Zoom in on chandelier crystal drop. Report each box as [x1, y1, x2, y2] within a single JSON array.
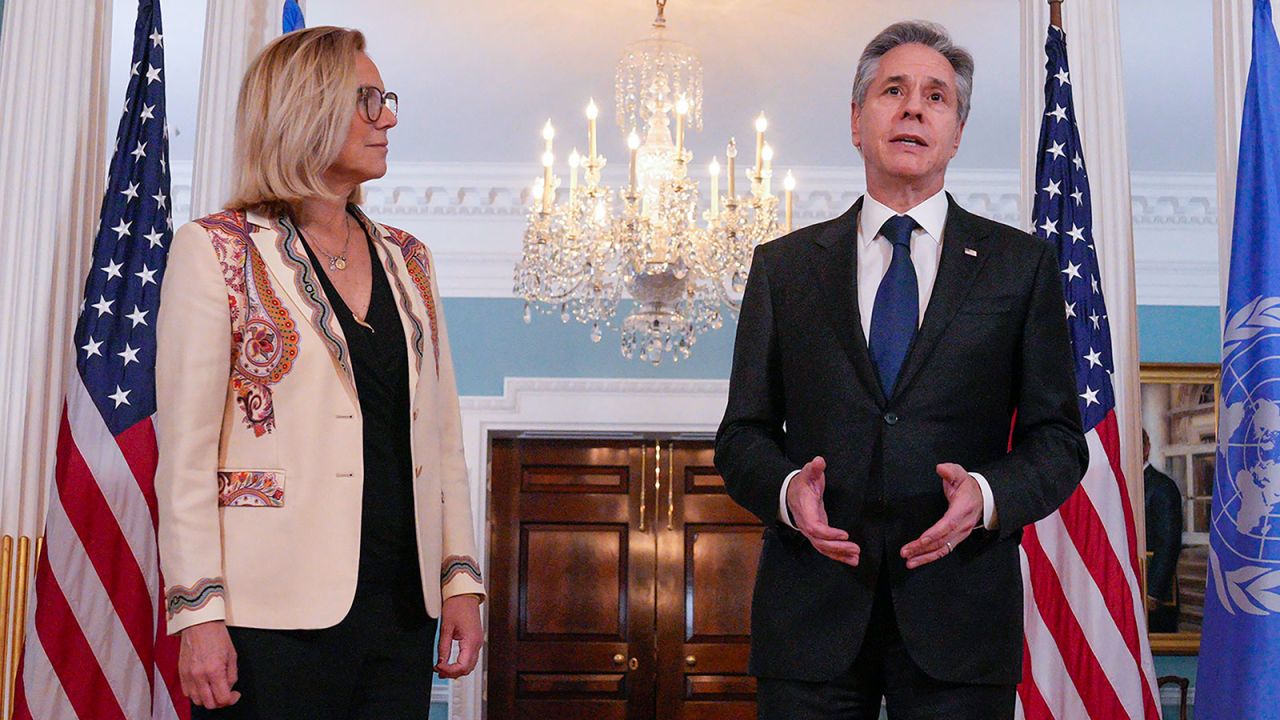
[[513, 0, 796, 365]]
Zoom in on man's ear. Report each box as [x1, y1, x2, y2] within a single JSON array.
[[850, 102, 862, 150]]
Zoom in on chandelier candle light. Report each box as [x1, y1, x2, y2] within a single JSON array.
[[513, 0, 794, 365]]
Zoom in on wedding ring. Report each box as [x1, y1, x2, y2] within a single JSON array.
[[944, 540, 953, 553]]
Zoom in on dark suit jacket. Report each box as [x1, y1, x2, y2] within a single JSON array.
[[1144, 464, 1183, 604], [715, 195, 1088, 685]]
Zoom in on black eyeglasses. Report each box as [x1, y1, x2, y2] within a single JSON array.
[[357, 86, 398, 123]]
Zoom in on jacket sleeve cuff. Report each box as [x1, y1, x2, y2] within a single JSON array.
[[164, 577, 227, 635], [970, 472, 998, 530], [442, 555, 486, 603]]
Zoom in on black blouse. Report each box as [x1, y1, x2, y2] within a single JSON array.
[[299, 215, 426, 625]]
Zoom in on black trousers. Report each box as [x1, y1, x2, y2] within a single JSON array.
[[757, 576, 1015, 720], [192, 591, 439, 720]]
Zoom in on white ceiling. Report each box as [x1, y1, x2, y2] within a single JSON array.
[[113, 0, 1217, 175]]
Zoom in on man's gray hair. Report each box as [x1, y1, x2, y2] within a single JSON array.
[[851, 21, 975, 124]]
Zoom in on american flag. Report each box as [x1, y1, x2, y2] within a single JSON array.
[[14, 1, 187, 718], [1014, 24, 1160, 720]]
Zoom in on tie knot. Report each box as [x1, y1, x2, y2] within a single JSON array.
[[878, 214, 918, 249]]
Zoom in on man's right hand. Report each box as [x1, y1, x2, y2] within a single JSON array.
[[178, 620, 240, 709], [786, 456, 861, 566]]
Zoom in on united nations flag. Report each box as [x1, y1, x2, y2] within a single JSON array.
[[1196, 2, 1280, 717]]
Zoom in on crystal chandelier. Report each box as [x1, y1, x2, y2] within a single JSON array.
[[513, 0, 797, 365]]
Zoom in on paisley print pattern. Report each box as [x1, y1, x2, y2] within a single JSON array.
[[217, 470, 285, 507], [197, 211, 299, 436]]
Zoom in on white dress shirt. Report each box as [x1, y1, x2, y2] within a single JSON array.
[[778, 190, 998, 531]]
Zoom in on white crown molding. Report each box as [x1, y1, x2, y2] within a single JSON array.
[[1133, 260, 1221, 307], [168, 161, 1216, 228], [446, 377, 730, 719], [166, 161, 1219, 305]]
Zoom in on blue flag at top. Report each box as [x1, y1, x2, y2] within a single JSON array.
[[1197, 1, 1280, 718], [283, 0, 305, 33]]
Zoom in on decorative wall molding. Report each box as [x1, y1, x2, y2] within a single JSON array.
[[169, 161, 1217, 229], [449, 377, 729, 719], [167, 161, 1220, 306]]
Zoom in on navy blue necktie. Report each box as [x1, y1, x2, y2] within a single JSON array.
[[868, 214, 920, 395]]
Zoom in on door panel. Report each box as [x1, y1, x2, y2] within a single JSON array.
[[489, 439, 656, 720], [657, 442, 761, 720], [520, 524, 625, 638], [686, 526, 762, 641]]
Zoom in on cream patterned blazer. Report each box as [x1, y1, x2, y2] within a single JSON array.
[[155, 206, 484, 634]]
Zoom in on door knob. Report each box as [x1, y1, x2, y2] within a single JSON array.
[[685, 655, 697, 667], [612, 653, 625, 666]]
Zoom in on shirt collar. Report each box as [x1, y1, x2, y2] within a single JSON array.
[[858, 189, 948, 247]]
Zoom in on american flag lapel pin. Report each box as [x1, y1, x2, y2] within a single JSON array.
[[964, 248, 978, 257]]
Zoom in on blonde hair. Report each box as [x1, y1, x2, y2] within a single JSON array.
[[226, 26, 367, 220]]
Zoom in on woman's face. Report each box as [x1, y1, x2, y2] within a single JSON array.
[[326, 51, 397, 190]]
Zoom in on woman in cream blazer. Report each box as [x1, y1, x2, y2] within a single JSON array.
[[155, 27, 483, 718]]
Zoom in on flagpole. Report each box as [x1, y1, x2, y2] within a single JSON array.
[[1049, 0, 1063, 29]]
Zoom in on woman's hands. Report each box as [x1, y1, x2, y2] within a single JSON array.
[[435, 594, 483, 679], [179, 621, 240, 709]]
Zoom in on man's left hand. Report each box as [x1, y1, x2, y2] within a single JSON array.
[[900, 463, 984, 569], [436, 594, 483, 679]]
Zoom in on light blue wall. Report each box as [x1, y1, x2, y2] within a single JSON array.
[[444, 299, 735, 396], [444, 299, 1222, 396], [1136, 305, 1221, 364]]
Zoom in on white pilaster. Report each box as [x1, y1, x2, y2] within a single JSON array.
[[189, 0, 280, 218], [0, 0, 114, 539], [1020, 0, 1143, 512], [1213, 0, 1252, 320]]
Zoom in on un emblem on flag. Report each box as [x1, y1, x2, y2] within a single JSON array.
[[1211, 296, 1280, 615]]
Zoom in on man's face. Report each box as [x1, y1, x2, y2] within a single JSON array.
[[851, 43, 965, 190]]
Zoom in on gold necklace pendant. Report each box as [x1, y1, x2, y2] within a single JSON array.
[[331, 255, 348, 271]]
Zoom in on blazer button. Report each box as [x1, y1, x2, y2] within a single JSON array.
[[883, 412, 900, 425]]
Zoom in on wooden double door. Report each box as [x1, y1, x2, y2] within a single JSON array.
[[488, 438, 763, 720]]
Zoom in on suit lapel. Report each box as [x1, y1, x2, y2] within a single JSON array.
[[246, 210, 359, 405], [814, 198, 888, 408], [350, 207, 427, 402], [890, 194, 993, 399]]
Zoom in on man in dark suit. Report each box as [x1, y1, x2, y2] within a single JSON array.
[[1143, 429, 1183, 633], [715, 20, 1088, 719]]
